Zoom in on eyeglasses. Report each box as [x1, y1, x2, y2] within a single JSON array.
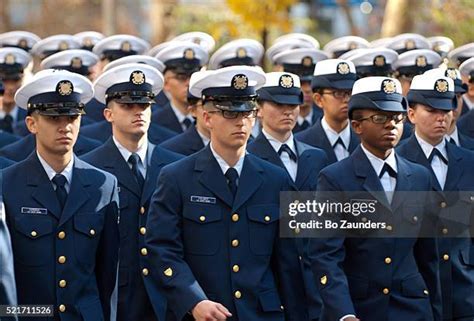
[[207, 109, 258, 119], [357, 113, 406, 124], [321, 90, 352, 100]]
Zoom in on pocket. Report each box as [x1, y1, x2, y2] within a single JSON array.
[[73, 212, 105, 268], [460, 245, 474, 267], [401, 274, 429, 298], [182, 204, 222, 255], [258, 289, 283, 313], [247, 205, 279, 256], [13, 215, 54, 266], [347, 275, 369, 299]]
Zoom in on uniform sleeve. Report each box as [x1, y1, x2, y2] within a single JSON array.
[[95, 177, 120, 321], [308, 171, 356, 320], [145, 168, 207, 320]]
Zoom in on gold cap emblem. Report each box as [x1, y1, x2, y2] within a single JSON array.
[[164, 267, 173, 277], [56, 80, 74, 96], [232, 74, 248, 90], [58, 41, 69, 51], [302, 56, 313, 67], [405, 39, 416, 50], [374, 55, 386, 67], [445, 68, 457, 80], [4, 53, 16, 65], [184, 48, 195, 60], [130, 70, 146, 85], [435, 79, 448, 93], [121, 41, 132, 52], [71, 57, 82, 69], [382, 79, 397, 94], [280, 75, 294, 88], [416, 55, 427, 67], [18, 38, 28, 49], [236, 48, 247, 58], [337, 62, 350, 75], [320, 275, 328, 285]]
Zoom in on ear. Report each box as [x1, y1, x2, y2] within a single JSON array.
[[407, 106, 416, 124], [25, 115, 38, 135], [351, 119, 363, 135], [103, 106, 113, 123], [203, 110, 213, 130], [313, 92, 323, 109]]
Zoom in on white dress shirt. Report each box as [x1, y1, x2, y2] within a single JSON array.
[[262, 129, 298, 182], [210, 143, 245, 177], [196, 128, 210, 146], [37, 151, 74, 193], [415, 133, 448, 189], [321, 117, 351, 161], [297, 107, 314, 126], [445, 127, 460, 146], [462, 94, 474, 110]]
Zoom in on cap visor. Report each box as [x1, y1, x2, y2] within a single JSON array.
[[266, 94, 303, 105], [114, 96, 155, 104], [331, 79, 356, 90], [424, 97, 456, 110], [37, 108, 85, 116], [375, 100, 407, 113], [214, 100, 257, 112]]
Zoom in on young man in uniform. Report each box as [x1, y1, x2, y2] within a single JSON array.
[[83, 63, 182, 321], [146, 66, 306, 321], [3, 69, 120, 321]]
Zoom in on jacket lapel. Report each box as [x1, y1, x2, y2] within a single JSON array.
[[187, 125, 205, 153], [141, 144, 164, 204], [27, 153, 62, 220], [390, 154, 413, 212], [59, 157, 91, 226], [315, 120, 338, 163], [294, 140, 313, 189], [232, 155, 264, 211], [443, 143, 463, 191], [250, 133, 286, 168], [196, 147, 234, 208]]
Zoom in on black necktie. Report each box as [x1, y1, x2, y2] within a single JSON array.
[[278, 144, 298, 162], [428, 148, 448, 165], [379, 163, 397, 179], [448, 137, 457, 146], [299, 120, 310, 131], [183, 118, 192, 129], [128, 153, 145, 191], [225, 168, 239, 199], [333, 137, 346, 149], [52, 174, 68, 211], [0, 114, 13, 133]]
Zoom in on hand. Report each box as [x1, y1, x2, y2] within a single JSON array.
[[192, 300, 232, 321]]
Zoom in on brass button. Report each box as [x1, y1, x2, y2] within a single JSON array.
[[142, 268, 149, 276], [361, 217, 368, 223], [264, 215, 271, 222], [58, 231, 66, 239], [470, 196, 474, 202], [384, 257, 392, 264], [89, 229, 96, 236], [298, 256, 302, 261], [440, 201, 447, 208], [386, 225, 393, 231], [59, 304, 66, 313], [234, 290, 242, 299], [423, 289, 429, 295], [140, 227, 146, 235], [231, 239, 239, 247], [59, 280, 67, 288], [232, 213, 239, 222], [443, 254, 449, 261], [232, 265, 240, 273], [295, 227, 301, 234], [412, 216, 418, 223], [164, 267, 173, 277], [442, 228, 448, 235], [140, 207, 146, 215], [382, 288, 390, 295], [320, 275, 328, 285], [199, 215, 206, 222], [58, 256, 66, 264], [141, 248, 148, 256], [30, 230, 37, 237], [280, 305, 284, 310]]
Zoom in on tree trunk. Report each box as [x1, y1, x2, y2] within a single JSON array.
[[336, 0, 358, 35]]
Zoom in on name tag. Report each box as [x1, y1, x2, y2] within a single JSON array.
[[21, 207, 48, 215], [190, 196, 216, 204]]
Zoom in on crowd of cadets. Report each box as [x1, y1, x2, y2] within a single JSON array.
[[0, 30, 473, 321]]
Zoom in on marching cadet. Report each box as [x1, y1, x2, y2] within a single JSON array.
[[0, 79, 20, 151], [296, 59, 359, 164], [322, 36, 369, 58], [3, 69, 120, 320], [31, 35, 81, 60], [340, 48, 398, 78], [457, 57, 474, 134], [427, 36, 454, 58], [247, 72, 328, 321], [0, 31, 40, 53], [159, 92, 211, 156], [171, 31, 216, 54], [145, 66, 306, 321], [82, 63, 182, 321], [266, 34, 319, 71], [393, 49, 442, 96], [422, 68, 474, 150], [397, 73, 474, 321], [208, 38, 264, 70], [447, 42, 474, 67], [152, 41, 209, 132], [271, 47, 329, 131], [386, 33, 431, 54], [310, 76, 442, 321], [0, 172, 17, 316], [0, 47, 31, 134], [73, 31, 105, 51]]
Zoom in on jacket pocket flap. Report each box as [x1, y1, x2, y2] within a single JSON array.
[[258, 289, 282, 312], [183, 205, 222, 223], [247, 205, 279, 224], [14, 215, 53, 238], [401, 275, 429, 298], [74, 213, 104, 236]]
